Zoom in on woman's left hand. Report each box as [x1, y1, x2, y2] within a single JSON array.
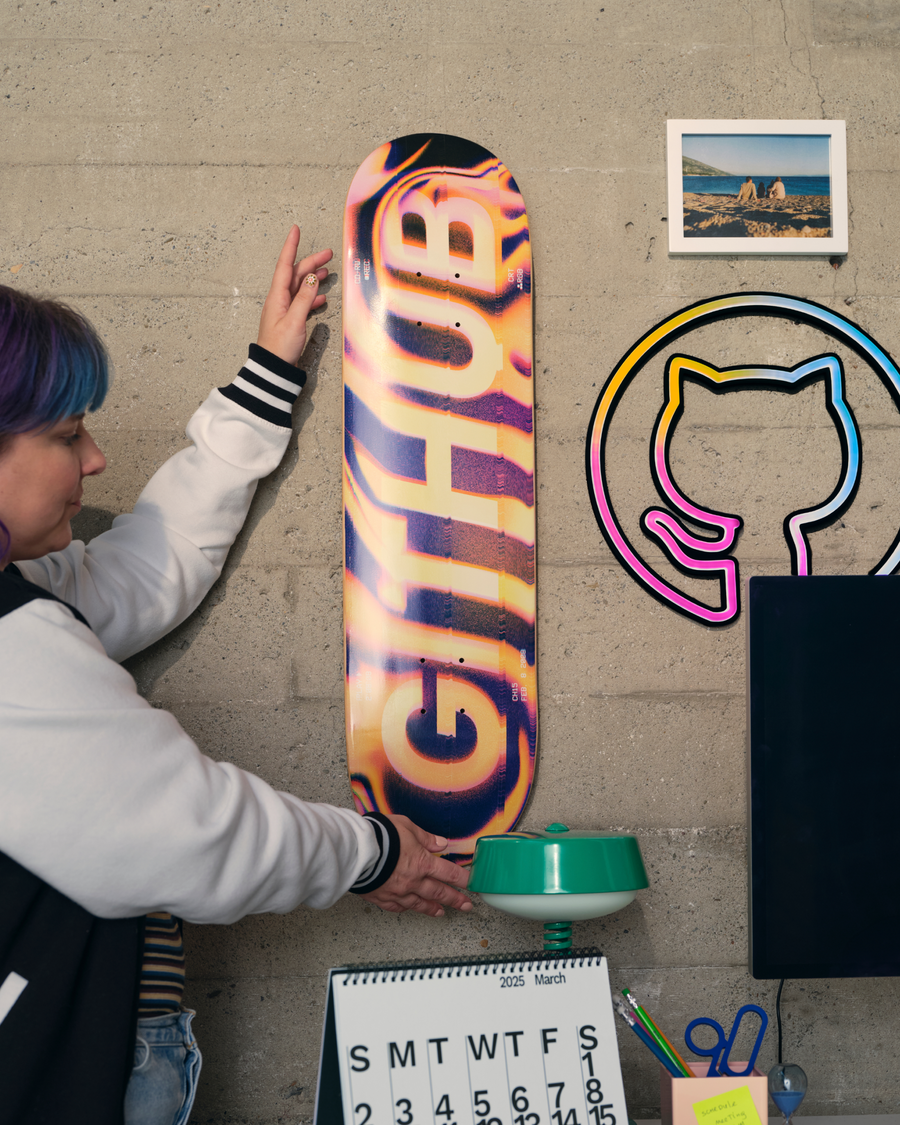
[[257, 226, 333, 366], [361, 815, 473, 918]]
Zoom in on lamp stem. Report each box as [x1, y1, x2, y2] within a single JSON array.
[[543, 920, 573, 951]]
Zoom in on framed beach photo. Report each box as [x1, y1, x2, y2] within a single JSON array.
[[666, 120, 848, 255]]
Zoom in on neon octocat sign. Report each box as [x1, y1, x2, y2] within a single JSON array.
[[586, 293, 900, 626]]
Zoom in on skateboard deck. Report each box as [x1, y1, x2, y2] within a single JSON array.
[[342, 133, 536, 859]]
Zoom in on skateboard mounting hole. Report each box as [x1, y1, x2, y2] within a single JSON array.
[[420, 708, 426, 714], [455, 273, 460, 278], [459, 708, 466, 714], [419, 657, 425, 663], [455, 322, 460, 327], [416, 271, 421, 276], [417, 321, 422, 326], [458, 657, 464, 663]]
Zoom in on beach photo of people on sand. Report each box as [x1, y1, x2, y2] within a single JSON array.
[[679, 131, 832, 239]]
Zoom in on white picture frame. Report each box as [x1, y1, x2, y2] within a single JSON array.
[[666, 119, 848, 255]]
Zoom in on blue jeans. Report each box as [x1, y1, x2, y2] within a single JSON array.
[[123, 1009, 202, 1125]]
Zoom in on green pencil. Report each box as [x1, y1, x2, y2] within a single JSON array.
[[622, 989, 693, 1077]]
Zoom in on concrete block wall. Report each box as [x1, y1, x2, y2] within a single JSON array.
[[3, 0, 900, 1119]]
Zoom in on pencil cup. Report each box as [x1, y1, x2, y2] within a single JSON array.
[[660, 1062, 768, 1125]]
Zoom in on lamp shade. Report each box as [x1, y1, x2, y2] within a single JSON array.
[[468, 824, 649, 921]]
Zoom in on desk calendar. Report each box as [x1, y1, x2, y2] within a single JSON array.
[[314, 953, 627, 1125]]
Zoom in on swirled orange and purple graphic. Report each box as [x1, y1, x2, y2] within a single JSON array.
[[343, 135, 535, 858]]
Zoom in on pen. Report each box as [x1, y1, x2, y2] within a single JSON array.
[[613, 998, 684, 1079], [622, 988, 693, 1077]]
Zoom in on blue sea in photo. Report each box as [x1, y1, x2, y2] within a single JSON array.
[[683, 174, 831, 197]]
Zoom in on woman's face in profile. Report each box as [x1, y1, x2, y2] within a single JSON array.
[[0, 416, 106, 564]]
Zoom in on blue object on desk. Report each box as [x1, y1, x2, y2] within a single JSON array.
[[684, 1004, 768, 1077]]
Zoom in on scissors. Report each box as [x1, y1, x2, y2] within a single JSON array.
[[684, 1004, 768, 1077]]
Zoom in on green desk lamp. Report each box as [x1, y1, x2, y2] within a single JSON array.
[[468, 824, 649, 951]]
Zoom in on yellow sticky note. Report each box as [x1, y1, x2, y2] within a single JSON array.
[[692, 1084, 762, 1125]]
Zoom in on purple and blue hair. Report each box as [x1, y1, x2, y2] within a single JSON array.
[[0, 284, 109, 563], [0, 285, 109, 437]]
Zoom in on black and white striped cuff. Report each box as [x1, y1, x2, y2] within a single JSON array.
[[350, 812, 401, 895], [218, 343, 306, 428]]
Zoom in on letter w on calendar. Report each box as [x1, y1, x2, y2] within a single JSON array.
[[327, 955, 627, 1125]]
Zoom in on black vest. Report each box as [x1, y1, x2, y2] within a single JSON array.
[[0, 568, 144, 1124]]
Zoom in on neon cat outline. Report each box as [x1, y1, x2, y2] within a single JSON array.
[[642, 354, 860, 623], [586, 293, 900, 626]]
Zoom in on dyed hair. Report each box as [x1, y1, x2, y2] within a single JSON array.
[[0, 285, 109, 562]]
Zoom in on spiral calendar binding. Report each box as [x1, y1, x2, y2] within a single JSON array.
[[336, 947, 603, 984]]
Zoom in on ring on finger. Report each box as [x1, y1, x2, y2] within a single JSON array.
[[304, 273, 318, 287]]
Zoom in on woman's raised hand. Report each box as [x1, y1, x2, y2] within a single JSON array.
[[257, 226, 333, 366]]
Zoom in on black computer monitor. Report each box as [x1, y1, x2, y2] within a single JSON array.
[[748, 575, 900, 978]]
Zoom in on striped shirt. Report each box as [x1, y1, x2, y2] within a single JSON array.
[[138, 913, 185, 1016]]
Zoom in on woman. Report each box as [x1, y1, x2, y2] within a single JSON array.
[[0, 228, 470, 1125]]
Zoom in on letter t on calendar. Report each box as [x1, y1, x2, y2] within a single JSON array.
[[316, 955, 628, 1125]]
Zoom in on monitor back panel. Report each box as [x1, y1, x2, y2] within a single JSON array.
[[748, 575, 900, 979]]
